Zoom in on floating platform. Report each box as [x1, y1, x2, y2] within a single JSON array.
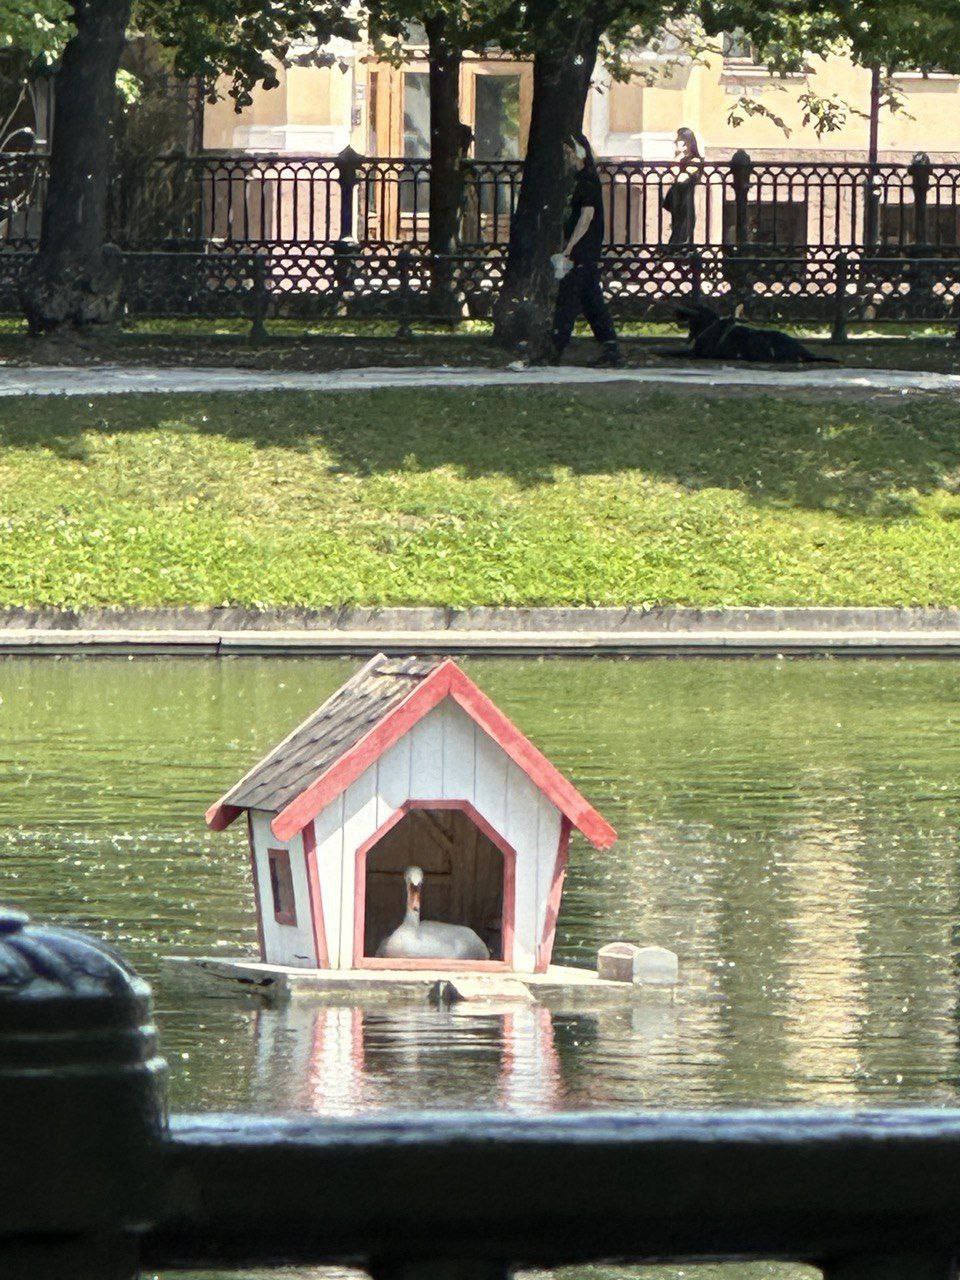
[[163, 956, 647, 1006]]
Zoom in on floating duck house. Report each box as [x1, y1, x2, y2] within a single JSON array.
[[207, 655, 616, 974]]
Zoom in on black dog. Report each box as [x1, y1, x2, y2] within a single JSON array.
[[664, 301, 837, 364]]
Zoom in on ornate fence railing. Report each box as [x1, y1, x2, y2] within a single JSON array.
[[2, 147, 959, 331], [3, 245, 958, 336], [5, 908, 960, 1280], [3, 148, 960, 252]]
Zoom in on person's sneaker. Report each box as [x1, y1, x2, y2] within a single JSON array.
[[593, 344, 625, 369]]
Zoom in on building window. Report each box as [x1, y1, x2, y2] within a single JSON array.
[[267, 848, 297, 926], [722, 30, 758, 64], [401, 71, 430, 217]]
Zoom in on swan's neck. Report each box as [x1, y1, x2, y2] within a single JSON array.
[[405, 881, 422, 929]]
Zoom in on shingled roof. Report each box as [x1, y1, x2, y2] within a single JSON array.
[[208, 655, 442, 824], [206, 652, 617, 849]]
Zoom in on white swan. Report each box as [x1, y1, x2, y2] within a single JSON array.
[[376, 866, 490, 961]]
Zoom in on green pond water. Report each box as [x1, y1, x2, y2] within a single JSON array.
[[3, 655, 960, 1279]]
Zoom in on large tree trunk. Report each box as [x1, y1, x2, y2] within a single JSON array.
[[492, 16, 601, 355], [20, 0, 131, 336], [425, 13, 463, 318]]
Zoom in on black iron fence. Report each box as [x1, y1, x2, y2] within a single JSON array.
[[3, 245, 958, 336], [2, 147, 960, 332], [3, 147, 960, 252], [6, 907, 960, 1280]]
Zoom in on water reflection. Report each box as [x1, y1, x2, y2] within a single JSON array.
[[243, 997, 681, 1114]]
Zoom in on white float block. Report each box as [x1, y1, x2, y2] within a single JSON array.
[[597, 942, 679, 987]]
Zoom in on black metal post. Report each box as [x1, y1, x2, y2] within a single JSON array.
[[336, 145, 365, 242], [909, 151, 932, 248], [249, 254, 268, 342], [690, 249, 703, 302], [396, 245, 414, 339], [730, 150, 753, 248], [831, 252, 849, 344]]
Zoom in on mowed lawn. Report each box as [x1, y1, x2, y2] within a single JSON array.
[[2, 386, 960, 607]]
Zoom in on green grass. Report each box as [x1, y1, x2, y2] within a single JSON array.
[[2, 386, 960, 608]]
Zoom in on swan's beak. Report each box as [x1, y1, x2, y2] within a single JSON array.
[[407, 879, 422, 913]]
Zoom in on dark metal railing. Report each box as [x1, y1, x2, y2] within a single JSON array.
[[145, 1110, 960, 1272], [3, 147, 960, 252], [1, 245, 959, 335], [4, 908, 960, 1280]]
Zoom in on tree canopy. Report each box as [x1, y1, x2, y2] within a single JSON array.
[[133, 0, 360, 109], [0, 0, 73, 59]]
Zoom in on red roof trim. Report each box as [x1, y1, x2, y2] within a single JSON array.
[[207, 800, 242, 832], [214, 658, 616, 851], [204, 653, 419, 832], [444, 667, 616, 850], [270, 661, 458, 841]]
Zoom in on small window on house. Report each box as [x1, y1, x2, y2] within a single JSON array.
[[267, 848, 297, 926]]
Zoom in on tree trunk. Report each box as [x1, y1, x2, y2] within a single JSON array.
[[20, 0, 131, 336], [426, 13, 463, 318], [492, 17, 601, 354]]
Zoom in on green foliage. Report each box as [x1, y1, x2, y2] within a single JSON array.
[[133, 0, 361, 109], [2, 387, 960, 608], [701, 0, 960, 75], [0, 0, 72, 59]]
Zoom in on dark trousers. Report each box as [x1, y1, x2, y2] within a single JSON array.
[[551, 260, 618, 354]]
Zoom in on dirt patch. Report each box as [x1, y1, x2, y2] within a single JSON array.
[[1, 330, 959, 376]]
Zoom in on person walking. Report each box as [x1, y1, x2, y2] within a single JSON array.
[[663, 127, 702, 246], [549, 133, 622, 367]]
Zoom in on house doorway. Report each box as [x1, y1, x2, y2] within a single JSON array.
[[359, 804, 512, 964]]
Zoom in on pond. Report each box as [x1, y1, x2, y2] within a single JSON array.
[[2, 655, 960, 1275]]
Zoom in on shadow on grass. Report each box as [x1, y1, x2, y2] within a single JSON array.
[[1, 386, 959, 519]]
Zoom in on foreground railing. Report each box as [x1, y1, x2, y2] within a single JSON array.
[[148, 1110, 960, 1272], [3, 148, 960, 252], [4, 907, 960, 1280]]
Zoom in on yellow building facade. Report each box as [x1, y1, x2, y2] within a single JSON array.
[[203, 38, 960, 163]]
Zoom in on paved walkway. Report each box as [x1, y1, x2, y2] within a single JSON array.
[[0, 362, 958, 396]]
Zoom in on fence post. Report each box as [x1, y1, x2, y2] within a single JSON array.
[[690, 249, 703, 302], [908, 151, 932, 248], [396, 246, 414, 339], [336, 145, 365, 243], [249, 255, 269, 342], [864, 171, 882, 250], [831, 252, 849, 344], [730, 150, 753, 248], [0, 906, 167, 1279]]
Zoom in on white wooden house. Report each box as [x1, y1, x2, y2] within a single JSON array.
[[206, 654, 616, 974]]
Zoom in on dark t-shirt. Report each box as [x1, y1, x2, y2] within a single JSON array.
[[564, 167, 604, 263]]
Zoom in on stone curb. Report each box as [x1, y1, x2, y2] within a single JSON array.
[[2, 606, 960, 632], [2, 607, 960, 656]]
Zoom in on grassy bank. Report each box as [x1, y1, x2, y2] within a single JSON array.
[[2, 386, 960, 608]]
